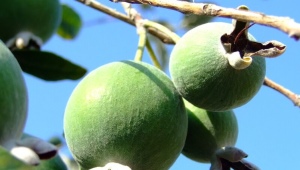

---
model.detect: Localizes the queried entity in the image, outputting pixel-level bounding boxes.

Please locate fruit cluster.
[63,19,267,169]
[0,1,272,169]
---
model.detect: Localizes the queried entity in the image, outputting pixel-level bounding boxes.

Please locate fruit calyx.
[210,146,259,170]
[6,31,42,51]
[220,5,286,70]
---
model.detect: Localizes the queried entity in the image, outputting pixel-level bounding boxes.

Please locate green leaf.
[57,4,82,39]
[12,50,87,81]
[0,146,34,170]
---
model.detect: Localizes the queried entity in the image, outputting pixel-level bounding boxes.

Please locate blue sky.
[23,0,300,169]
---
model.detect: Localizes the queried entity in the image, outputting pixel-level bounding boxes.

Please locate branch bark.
[112,0,300,40]
[264,77,300,107]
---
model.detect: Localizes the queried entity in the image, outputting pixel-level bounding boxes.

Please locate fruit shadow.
[183,107,218,162]
[120,60,176,98]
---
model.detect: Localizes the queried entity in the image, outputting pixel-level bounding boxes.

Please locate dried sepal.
[245,40,286,58]
[210,146,260,170]
[215,146,248,162]
[225,51,252,70]
[6,31,42,50]
[222,4,286,70]
[10,146,40,166]
[240,159,260,170]
[232,5,250,35]
[210,154,223,170]
[16,133,57,160]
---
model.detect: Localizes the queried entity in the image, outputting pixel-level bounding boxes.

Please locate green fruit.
[35,154,68,170]
[182,100,238,163]
[0,41,28,150]
[64,61,187,170]
[0,0,61,44]
[169,22,266,111]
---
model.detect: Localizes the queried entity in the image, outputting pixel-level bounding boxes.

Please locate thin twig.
[121,2,166,69]
[121,2,146,61]
[145,39,162,70]
[112,0,300,40]
[134,29,147,61]
[264,77,300,107]
[76,0,175,44]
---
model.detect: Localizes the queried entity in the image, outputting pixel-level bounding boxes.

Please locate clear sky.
[23,0,300,169]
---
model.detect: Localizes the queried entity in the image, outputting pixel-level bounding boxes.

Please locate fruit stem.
[134,22,147,62]
[143,20,180,43]
[145,39,163,70]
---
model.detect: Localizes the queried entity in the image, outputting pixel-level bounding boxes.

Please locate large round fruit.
[0,40,28,150]
[0,0,61,44]
[169,22,266,111]
[182,100,238,163]
[64,61,188,170]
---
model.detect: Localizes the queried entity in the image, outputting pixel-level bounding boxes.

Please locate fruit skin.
[64,61,188,170]
[169,22,266,111]
[0,0,61,43]
[182,100,238,163]
[0,41,28,150]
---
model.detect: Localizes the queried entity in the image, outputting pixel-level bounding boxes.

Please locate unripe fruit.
[169,22,266,111]
[182,100,238,163]
[0,0,61,45]
[64,61,187,170]
[0,41,28,150]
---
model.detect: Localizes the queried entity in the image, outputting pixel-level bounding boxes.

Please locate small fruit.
[169,22,266,111]
[0,0,61,47]
[64,61,187,170]
[0,41,28,150]
[182,100,238,163]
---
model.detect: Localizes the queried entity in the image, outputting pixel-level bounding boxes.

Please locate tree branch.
[112,0,300,40]
[76,0,300,108]
[264,77,300,107]
[76,0,175,44]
